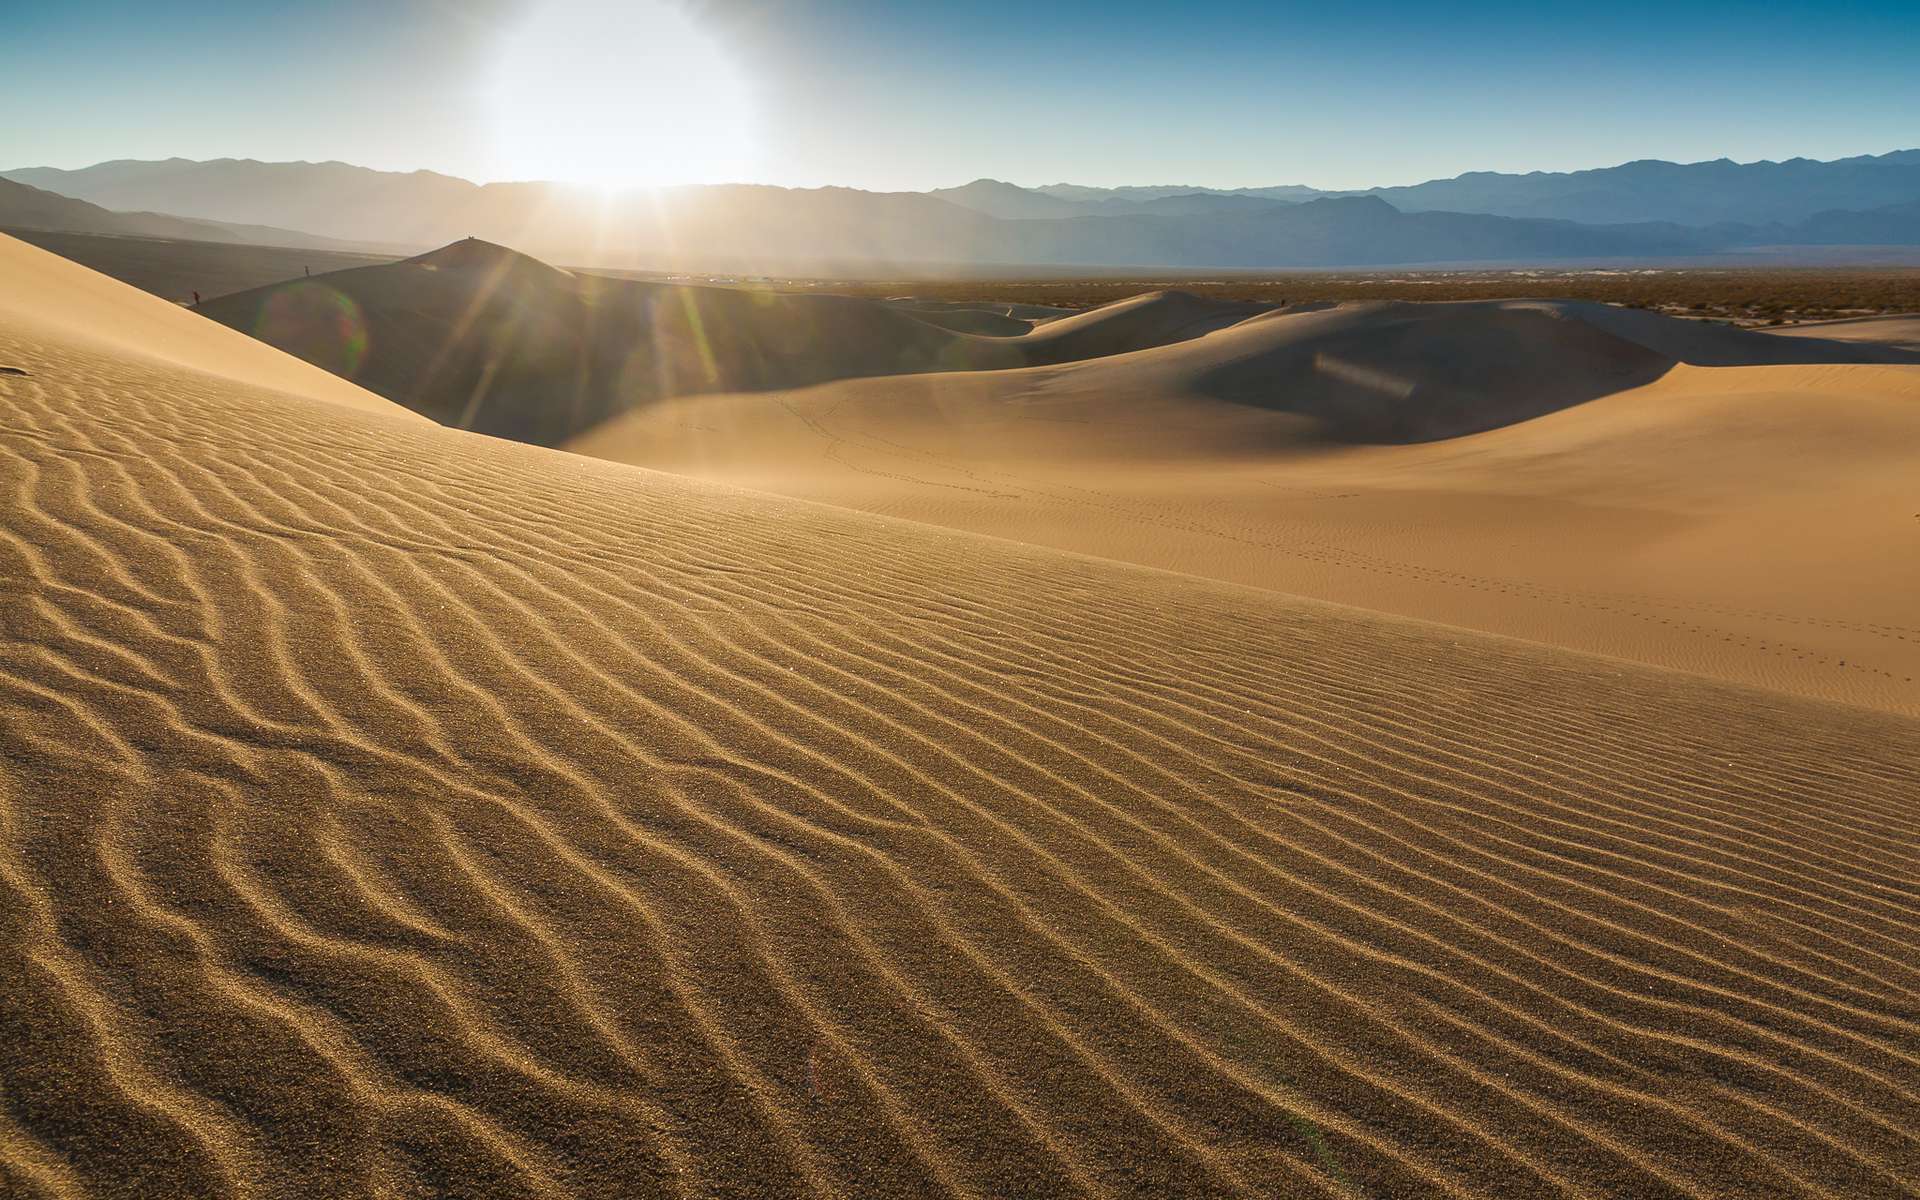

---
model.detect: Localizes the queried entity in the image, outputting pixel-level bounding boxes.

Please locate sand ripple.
[2,327,1918,1197]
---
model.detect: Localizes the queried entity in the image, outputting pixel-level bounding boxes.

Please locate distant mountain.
[1771,198,1920,245]
[1,158,1730,271]
[997,196,1722,268]
[1366,150,1920,225]
[1016,152,1920,226]
[10,152,1920,272]
[3,160,1002,264]
[1132,192,1298,216]
[926,179,1093,219]
[932,179,1302,218]
[0,175,365,250]
[1032,182,1327,204]
[6,158,467,247]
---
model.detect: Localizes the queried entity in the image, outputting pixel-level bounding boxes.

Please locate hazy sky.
[6,0,1918,191]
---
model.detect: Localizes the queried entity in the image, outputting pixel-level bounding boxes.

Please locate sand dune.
[1012,290,1283,362]
[572,299,1920,714]
[893,305,1029,336]
[197,241,1045,444]
[1761,313,1920,352]
[0,234,409,419]
[5,235,1920,1199]
[196,244,1316,444]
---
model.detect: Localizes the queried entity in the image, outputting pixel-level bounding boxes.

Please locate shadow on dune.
[199,240,1035,445]
[199,244,1311,445]
[1189,303,1675,442]
[1129,298,1920,443]
[202,240,1920,448]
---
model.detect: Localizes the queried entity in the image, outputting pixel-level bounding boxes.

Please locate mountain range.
[0,175,372,251]
[7,150,1920,273]
[1006,150,1920,226]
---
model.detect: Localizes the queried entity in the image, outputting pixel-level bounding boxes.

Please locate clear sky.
[5,0,1918,191]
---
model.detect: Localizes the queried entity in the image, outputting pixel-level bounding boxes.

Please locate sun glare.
[489,0,757,189]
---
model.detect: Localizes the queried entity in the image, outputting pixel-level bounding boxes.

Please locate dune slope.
[572,300,1920,714]
[0,233,410,420]
[3,228,398,307]
[4,240,1920,1199]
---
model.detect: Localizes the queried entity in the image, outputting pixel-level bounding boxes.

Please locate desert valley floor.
[2,232,1918,1198]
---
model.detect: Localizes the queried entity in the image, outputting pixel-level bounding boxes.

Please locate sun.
[488,0,758,189]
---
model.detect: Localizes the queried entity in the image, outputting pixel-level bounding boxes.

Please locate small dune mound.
[895,304,1032,336]
[1753,312,1920,354]
[1017,289,1278,361]
[1528,299,1920,365]
[1036,298,1920,443]
[403,236,579,288]
[1179,301,1674,441]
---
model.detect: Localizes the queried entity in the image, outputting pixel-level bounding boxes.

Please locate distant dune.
[6,230,1920,1198]
[197,241,1037,443]
[571,297,1920,714]
[197,244,1317,444]
[1760,312,1920,352]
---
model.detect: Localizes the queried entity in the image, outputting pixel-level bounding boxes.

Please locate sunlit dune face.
[489,0,757,189]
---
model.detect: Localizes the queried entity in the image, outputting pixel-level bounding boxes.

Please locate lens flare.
[253,284,369,378]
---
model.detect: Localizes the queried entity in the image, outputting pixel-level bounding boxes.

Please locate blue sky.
[5,0,1917,190]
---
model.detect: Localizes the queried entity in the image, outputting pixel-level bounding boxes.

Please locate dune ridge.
[3,236,1919,1196]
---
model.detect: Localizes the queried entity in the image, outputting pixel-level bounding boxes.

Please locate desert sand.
[5,233,1920,1198]
[572,297,1920,715]
[1762,313,1920,353]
